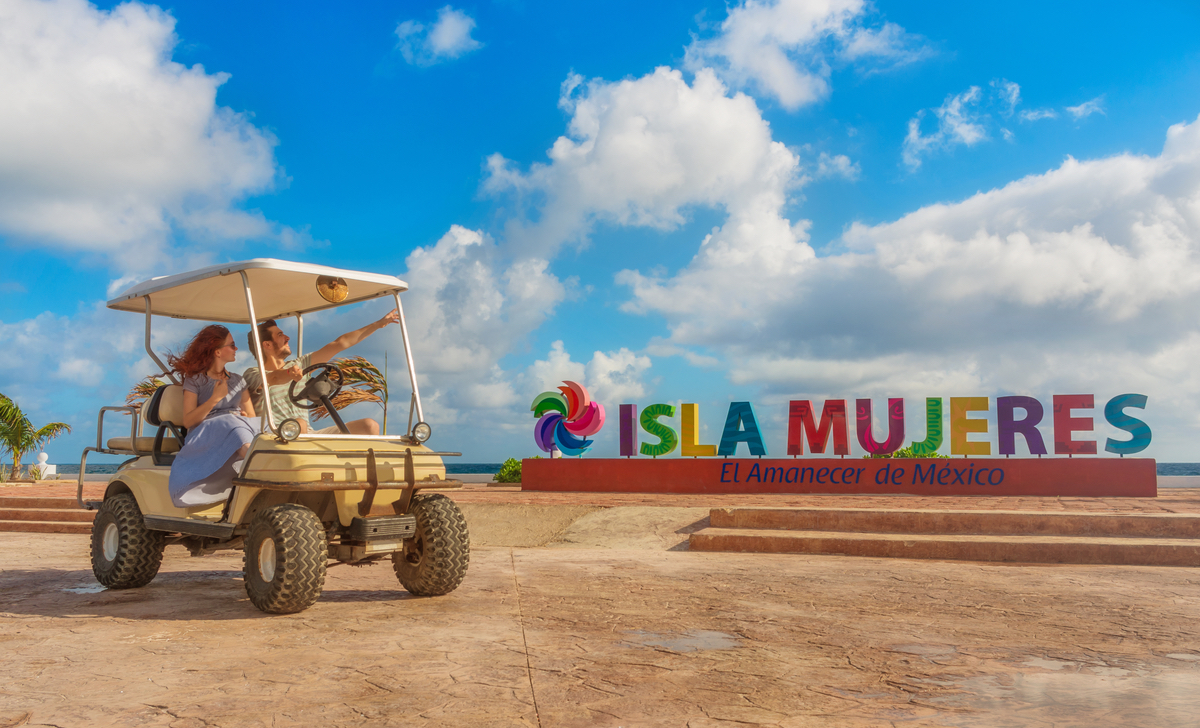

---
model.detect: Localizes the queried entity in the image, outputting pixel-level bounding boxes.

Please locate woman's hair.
[167,325,231,377]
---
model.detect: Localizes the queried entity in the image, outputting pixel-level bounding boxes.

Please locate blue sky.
[4,0,1200,463]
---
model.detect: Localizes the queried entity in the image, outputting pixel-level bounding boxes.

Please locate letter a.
[718,402,767,457]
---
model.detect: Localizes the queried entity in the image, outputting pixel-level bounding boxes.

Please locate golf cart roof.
[107,259,409,323]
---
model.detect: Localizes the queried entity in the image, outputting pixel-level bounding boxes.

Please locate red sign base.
[522,457,1157,497]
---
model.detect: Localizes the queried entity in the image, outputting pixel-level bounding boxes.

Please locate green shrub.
[865,445,951,459]
[494,458,523,483]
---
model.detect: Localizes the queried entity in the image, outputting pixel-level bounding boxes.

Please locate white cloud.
[395,6,482,66]
[815,151,860,180]
[1020,108,1058,122]
[485,67,803,258]
[384,225,567,425]
[1066,95,1106,120]
[616,114,1200,458]
[991,78,1020,117]
[684,0,930,111]
[902,86,987,169]
[0,0,280,267]
[523,341,653,406]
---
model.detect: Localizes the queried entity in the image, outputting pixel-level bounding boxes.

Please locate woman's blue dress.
[168,372,261,507]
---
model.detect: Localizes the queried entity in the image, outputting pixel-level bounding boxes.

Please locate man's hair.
[247,319,279,360]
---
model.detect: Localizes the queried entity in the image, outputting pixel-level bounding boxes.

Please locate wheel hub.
[258,538,277,582]
[102,522,119,561]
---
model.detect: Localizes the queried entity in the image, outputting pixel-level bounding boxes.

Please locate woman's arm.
[239,388,256,418]
[182,376,229,429]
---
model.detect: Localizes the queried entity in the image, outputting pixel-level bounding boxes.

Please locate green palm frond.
[311,356,389,423]
[0,392,71,480]
[127,376,167,409]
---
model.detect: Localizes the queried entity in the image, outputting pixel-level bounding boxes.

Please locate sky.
[4,0,1200,464]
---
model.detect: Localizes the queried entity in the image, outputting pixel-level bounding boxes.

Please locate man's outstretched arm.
[310,309,400,364]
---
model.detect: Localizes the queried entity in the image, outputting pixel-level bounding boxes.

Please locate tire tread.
[392,493,469,596]
[90,493,165,589]
[244,504,327,614]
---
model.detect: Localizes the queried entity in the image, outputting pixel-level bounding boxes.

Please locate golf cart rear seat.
[107,384,187,464]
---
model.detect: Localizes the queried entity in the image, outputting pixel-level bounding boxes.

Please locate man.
[243,310,399,435]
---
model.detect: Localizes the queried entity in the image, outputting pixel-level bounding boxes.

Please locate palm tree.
[127,375,167,409]
[0,394,71,480]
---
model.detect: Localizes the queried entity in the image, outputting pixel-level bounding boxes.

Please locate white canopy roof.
[107,259,409,323]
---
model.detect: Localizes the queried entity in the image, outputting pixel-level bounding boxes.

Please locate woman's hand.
[209,373,229,403]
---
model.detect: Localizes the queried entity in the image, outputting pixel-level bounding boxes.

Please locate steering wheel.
[288,362,345,411]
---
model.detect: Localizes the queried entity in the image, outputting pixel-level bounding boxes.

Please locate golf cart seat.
[107,384,186,463]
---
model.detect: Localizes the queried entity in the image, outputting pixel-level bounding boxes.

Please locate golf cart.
[77,259,469,614]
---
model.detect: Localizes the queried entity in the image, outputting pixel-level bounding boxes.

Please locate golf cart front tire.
[91,492,165,589]
[244,504,327,614]
[392,493,469,596]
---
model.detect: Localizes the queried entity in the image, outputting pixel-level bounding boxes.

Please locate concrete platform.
[1,533,1197,727]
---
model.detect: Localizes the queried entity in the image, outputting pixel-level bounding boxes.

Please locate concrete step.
[0,496,84,510]
[0,520,92,535]
[689,527,1200,566]
[710,507,1200,539]
[0,508,94,523]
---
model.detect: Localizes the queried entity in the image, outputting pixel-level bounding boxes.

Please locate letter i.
[620,404,638,457]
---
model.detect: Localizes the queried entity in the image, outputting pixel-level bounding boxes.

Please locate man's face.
[265,326,291,359]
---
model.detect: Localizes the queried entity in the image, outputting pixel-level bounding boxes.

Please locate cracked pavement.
[1,526,1198,727]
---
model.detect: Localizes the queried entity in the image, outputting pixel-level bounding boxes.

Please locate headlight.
[278,418,302,442]
[412,422,432,443]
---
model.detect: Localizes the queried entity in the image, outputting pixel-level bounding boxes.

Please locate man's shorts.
[311,424,342,434]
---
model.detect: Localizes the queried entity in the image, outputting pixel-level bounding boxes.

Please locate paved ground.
[1,489,1199,726]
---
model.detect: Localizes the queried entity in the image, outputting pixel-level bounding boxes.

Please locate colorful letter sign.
[787,400,848,455]
[950,397,990,456]
[718,402,767,456]
[856,398,905,455]
[602,393,1150,459]
[1104,394,1152,454]
[908,398,943,455]
[680,403,717,457]
[997,396,1048,455]
[640,403,678,457]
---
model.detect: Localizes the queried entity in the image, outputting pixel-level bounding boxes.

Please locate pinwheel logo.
[531,381,605,456]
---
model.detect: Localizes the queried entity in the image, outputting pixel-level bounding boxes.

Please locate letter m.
[788,400,849,455]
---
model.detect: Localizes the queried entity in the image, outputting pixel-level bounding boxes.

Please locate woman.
[167,325,260,507]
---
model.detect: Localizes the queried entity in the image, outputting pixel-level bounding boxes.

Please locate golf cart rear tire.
[91,492,165,589]
[392,493,469,596]
[243,504,327,614]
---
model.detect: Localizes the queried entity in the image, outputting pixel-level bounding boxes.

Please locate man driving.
[243,310,399,435]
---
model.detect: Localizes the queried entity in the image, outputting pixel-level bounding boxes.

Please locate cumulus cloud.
[1066,95,1106,120]
[395,5,482,66]
[485,67,803,259]
[0,0,280,267]
[684,0,930,111]
[617,115,1200,457]
[523,340,653,406]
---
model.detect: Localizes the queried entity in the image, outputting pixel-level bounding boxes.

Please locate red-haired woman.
[166,325,260,507]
